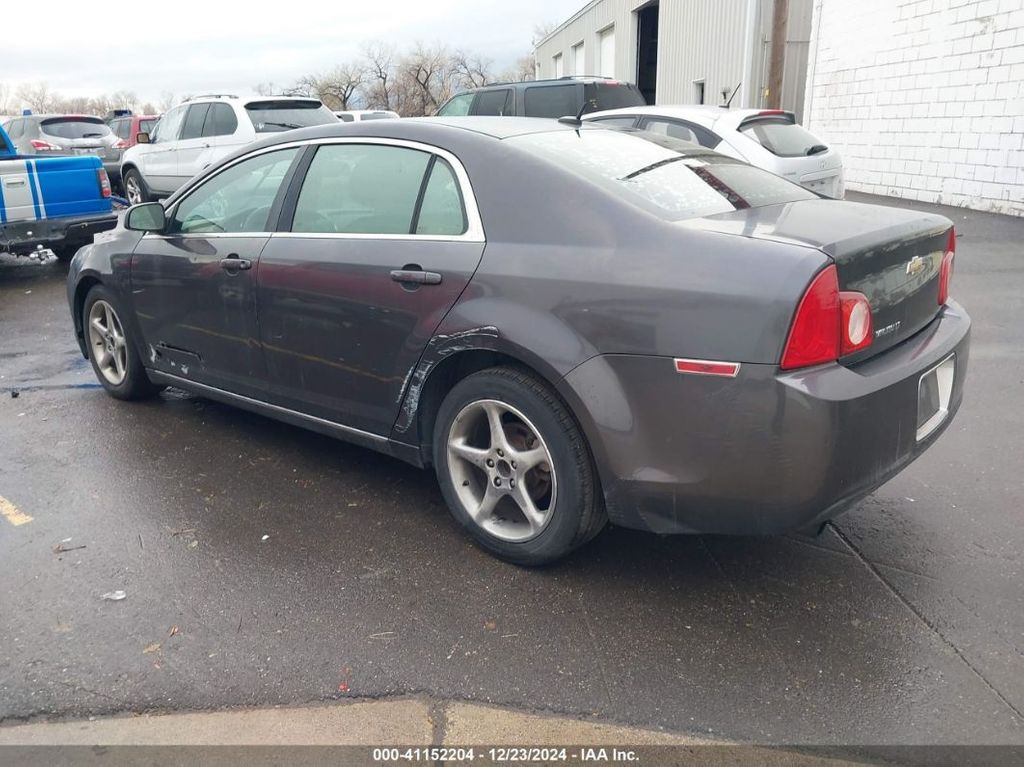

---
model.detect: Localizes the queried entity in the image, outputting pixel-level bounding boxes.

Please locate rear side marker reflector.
[674,358,741,378]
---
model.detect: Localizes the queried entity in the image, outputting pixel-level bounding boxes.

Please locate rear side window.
[472,89,513,116]
[245,100,336,133]
[523,84,579,119]
[437,93,473,116]
[415,159,467,235]
[180,104,210,140]
[509,129,816,221]
[114,120,131,139]
[584,82,646,112]
[204,103,238,137]
[292,144,431,235]
[589,116,637,129]
[740,118,826,157]
[642,118,721,149]
[40,118,111,139]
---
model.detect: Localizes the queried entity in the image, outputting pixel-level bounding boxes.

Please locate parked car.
[120,94,336,204]
[68,117,968,565]
[0,122,116,260]
[436,76,645,119]
[584,106,845,198]
[105,112,160,187]
[2,113,122,191]
[335,109,399,122]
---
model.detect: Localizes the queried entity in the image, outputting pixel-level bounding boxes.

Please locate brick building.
[804,0,1024,215]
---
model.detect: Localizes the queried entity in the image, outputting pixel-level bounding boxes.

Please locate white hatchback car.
[584,105,844,199]
[121,95,336,203]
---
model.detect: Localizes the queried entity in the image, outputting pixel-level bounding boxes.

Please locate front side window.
[139,118,158,136]
[437,93,473,117]
[152,106,186,143]
[509,129,815,221]
[523,84,578,119]
[292,144,432,235]
[168,148,299,235]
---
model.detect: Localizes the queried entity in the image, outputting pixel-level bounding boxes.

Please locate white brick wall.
[804,0,1024,215]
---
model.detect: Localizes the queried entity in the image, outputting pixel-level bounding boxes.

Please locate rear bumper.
[564,300,970,535]
[1,212,118,256]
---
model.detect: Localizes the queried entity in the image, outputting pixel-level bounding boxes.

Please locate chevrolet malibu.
[67,118,969,565]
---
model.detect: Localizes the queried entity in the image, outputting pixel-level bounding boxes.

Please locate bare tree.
[452,50,493,89]
[363,42,398,112]
[499,54,537,83]
[16,82,57,113]
[0,83,13,115]
[317,63,366,111]
[158,91,177,112]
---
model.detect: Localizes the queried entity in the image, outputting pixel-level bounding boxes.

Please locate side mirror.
[125,202,165,232]
[136,132,150,144]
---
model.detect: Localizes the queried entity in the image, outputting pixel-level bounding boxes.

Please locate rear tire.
[123,169,150,205]
[433,366,606,566]
[83,284,159,401]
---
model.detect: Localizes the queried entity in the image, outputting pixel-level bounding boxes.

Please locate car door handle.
[220,257,252,271]
[390,269,442,285]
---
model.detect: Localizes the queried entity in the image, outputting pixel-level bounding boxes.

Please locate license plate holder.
[917,354,955,441]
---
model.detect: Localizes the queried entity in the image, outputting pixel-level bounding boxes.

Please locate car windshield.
[740,118,827,157]
[40,117,112,139]
[509,128,817,221]
[244,100,336,133]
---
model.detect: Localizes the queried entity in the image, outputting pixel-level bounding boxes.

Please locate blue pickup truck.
[0,122,117,261]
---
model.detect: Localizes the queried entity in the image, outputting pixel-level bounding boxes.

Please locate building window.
[598,25,615,78]
[572,41,586,77]
[694,80,705,105]
[553,52,564,78]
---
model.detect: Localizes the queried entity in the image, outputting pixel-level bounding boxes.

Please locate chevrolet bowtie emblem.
[906,255,927,276]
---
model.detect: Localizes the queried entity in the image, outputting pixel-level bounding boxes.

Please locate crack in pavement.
[829,522,1024,723]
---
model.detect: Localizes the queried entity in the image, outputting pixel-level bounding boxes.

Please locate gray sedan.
[65,117,970,565]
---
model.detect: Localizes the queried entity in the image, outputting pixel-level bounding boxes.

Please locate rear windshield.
[359,112,395,121]
[508,128,816,221]
[40,117,111,139]
[740,118,826,157]
[583,82,646,112]
[139,119,158,134]
[244,100,336,133]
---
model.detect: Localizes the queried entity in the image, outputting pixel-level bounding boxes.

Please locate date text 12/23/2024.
[373,747,640,762]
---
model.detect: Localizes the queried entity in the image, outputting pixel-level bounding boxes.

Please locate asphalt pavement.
[0,193,1022,746]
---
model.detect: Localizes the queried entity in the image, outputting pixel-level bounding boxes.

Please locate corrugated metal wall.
[534,0,812,120]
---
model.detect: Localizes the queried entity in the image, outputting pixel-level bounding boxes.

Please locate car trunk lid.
[680,199,952,361]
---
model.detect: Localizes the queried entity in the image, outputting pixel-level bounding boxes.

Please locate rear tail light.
[30,139,62,151]
[781,265,874,370]
[938,228,955,305]
[113,138,129,149]
[97,168,112,199]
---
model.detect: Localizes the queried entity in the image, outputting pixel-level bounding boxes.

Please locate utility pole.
[767,0,789,109]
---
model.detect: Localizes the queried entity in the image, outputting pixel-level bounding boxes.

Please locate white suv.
[121,95,336,203]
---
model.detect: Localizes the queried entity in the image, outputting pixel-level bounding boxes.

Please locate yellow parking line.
[0,496,32,526]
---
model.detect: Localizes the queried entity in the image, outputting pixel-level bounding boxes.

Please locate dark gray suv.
[436,77,645,119]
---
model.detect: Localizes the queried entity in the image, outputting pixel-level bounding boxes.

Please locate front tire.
[83,285,158,400]
[123,168,150,205]
[433,366,606,566]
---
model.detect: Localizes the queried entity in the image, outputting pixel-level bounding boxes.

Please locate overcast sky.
[3,0,580,106]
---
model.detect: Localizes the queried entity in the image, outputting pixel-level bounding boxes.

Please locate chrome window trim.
[148,136,485,244]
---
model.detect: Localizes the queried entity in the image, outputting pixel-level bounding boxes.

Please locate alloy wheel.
[125,176,142,205]
[87,300,128,386]
[446,399,557,542]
